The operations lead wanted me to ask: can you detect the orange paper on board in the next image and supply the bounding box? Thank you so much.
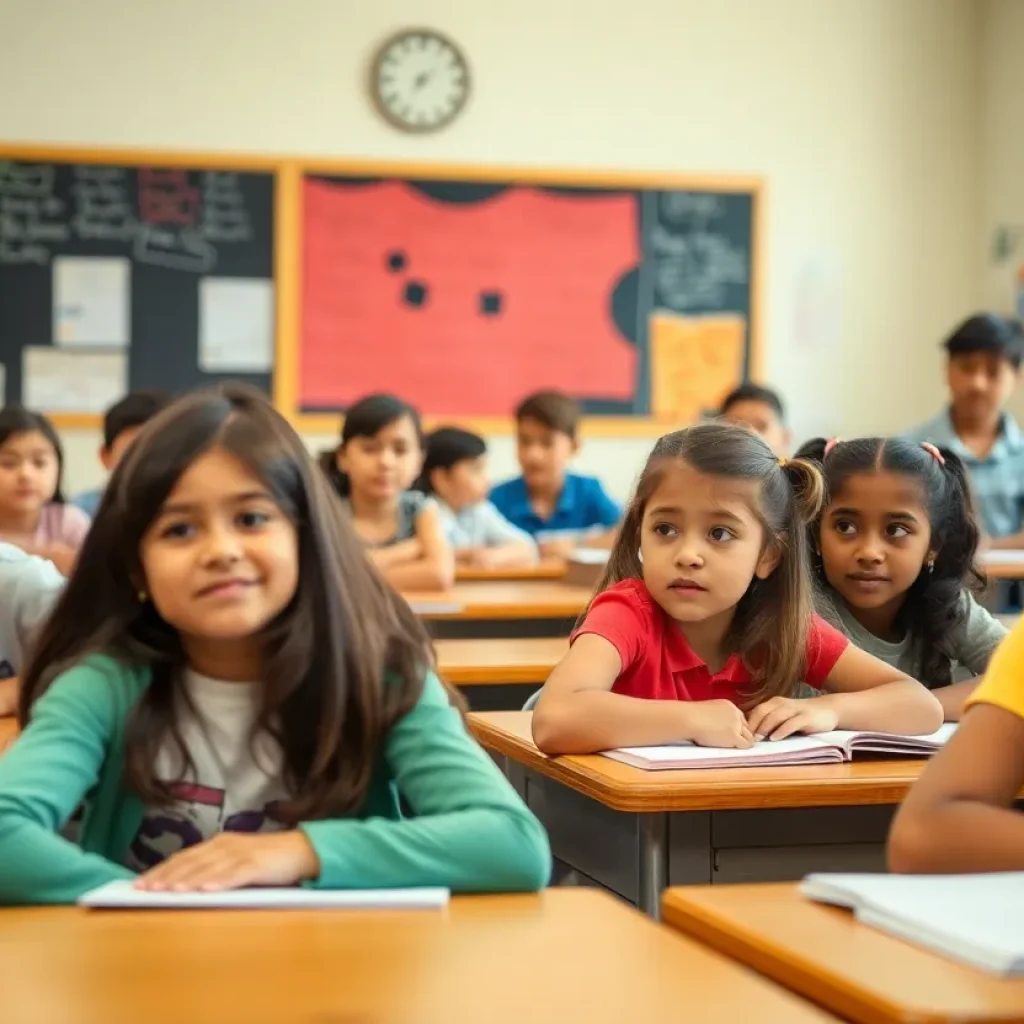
[300,179,638,415]
[650,313,746,424]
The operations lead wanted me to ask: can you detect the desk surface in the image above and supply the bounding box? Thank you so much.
[469,711,928,812]
[408,580,591,619]
[0,889,836,1024]
[662,883,1024,1024]
[982,557,1024,581]
[434,637,566,685]
[455,558,567,582]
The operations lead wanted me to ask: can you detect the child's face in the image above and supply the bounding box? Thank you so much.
[516,417,576,493]
[338,416,422,502]
[101,426,145,473]
[139,446,299,656]
[434,455,490,511]
[639,463,778,626]
[819,471,934,622]
[721,400,790,457]
[947,352,1019,423]
[0,430,59,514]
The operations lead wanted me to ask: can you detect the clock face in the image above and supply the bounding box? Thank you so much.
[371,30,470,133]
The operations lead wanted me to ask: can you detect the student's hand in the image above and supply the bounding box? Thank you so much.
[0,677,18,717]
[538,538,577,559]
[746,696,840,741]
[134,831,321,892]
[685,700,756,748]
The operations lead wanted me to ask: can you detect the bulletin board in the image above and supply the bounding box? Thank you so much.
[0,146,277,427]
[0,147,764,436]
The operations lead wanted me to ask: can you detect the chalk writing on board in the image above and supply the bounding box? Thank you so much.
[71,167,136,243]
[134,224,215,273]
[0,164,70,264]
[650,226,748,310]
[200,173,253,244]
[135,169,215,271]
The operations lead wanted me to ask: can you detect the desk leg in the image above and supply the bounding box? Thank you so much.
[637,813,669,919]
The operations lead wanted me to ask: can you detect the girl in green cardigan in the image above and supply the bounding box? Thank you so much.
[0,385,549,904]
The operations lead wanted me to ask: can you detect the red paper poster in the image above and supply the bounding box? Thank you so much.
[300,179,638,414]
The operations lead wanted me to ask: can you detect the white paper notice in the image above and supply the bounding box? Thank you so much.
[23,347,127,413]
[53,256,130,347]
[199,277,273,372]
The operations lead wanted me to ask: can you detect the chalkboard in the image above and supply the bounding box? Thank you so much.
[0,157,274,417]
[298,172,759,424]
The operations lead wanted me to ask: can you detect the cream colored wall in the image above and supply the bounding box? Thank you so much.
[0,0,982,498]
[980,0,1024,422]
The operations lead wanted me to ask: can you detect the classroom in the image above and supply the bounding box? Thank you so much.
[1,1,1023,1021]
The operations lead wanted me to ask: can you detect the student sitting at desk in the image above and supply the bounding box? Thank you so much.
[490,390,621,558]
[797,436,1006,720]
[719,383,791,457]
[888,618,1024,873]
[531,423,942,755]
[904,314,1024,549]
[419,427,537,570]
[0,406,90,577]
[322,394,454,592]
[0,386,549,904]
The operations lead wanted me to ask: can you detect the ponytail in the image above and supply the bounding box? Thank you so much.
[781,458,825,526]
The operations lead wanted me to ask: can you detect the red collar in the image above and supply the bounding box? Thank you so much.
[662,612,747,680]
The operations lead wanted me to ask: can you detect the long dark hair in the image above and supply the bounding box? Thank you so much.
[320,394,424,497]
[0,405,67,502]
[795,436,984,688]
[20,385,436,823]
[591,423,825,707]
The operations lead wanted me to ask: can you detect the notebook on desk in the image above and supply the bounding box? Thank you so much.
[601,723,956,770]
[801,871,1024,976]
[78,880,450,910]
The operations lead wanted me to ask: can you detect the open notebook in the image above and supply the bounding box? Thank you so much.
[78,880,450,910]
[801,872,1024,976]
[600,723,956,770]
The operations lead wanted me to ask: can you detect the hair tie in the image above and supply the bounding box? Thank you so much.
[823,438,841,456]
[920,442,946,466]
[778,457,788,467]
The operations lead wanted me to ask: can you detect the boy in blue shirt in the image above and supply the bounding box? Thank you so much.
[72,390,170,517]
[904,314,1024,547]
[491,390,621,557]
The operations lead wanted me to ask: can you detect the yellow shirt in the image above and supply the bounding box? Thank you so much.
[966,618,1024,720]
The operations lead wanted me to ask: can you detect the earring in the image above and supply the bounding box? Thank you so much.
[137,589,148,603]
[926,555,936,575]
[637,549,644,565]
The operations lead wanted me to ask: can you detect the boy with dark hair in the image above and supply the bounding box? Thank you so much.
[72,390,170,516]
[490,390,620,556]
[719,382,790,456]
[905,314,1024,546]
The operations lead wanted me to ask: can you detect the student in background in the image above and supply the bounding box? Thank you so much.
[419,427,537,570]
[889,621,1024,873]
[797,437,1005,721]
[904,314,1024,547]
[0,406,89,576]
[323,394,454,592]
[531,423,941,756]
[719,383,791,457]
[0,545,64,718]
[490,390,620,557]
[0,385,550,904]
[72,390,170,517]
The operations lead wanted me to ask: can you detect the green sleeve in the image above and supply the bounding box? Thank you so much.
[0,664,135,905]
[300,673,550,892]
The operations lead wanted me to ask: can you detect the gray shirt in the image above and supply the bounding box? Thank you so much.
[341,491,431,548]
[435,499,537,551]
[0,543,65,678]
[816,587,1006,686]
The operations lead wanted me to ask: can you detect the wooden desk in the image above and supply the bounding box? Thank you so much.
[982,556,1024,582]
[409,580,590,639]
[471,711,924,918]
[0,890,837,1024]
[455,557,566,582]
[662,883,1024,1024]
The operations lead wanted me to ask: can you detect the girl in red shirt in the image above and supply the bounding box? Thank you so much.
[532,423,942,755]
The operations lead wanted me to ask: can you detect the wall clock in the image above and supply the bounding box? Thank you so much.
[370,29,471,133]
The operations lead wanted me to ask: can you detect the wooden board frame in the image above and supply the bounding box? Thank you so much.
[0,144,766,438]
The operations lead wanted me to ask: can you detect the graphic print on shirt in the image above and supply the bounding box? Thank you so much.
[126,780,284,871]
